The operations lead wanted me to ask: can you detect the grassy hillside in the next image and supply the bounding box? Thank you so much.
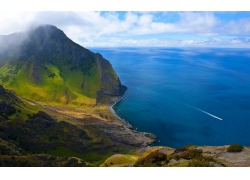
[0,85,151,167]
[0,58,100,106]
[0,25,124,107]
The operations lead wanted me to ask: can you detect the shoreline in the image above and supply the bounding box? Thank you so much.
[109,96,133,128]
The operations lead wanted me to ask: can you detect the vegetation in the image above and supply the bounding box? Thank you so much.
[134,151,169,167]
[187,160,214,167]
[100,154,139,167]
[227,144,244,152]
[0,101,16,119]
[0,154,90,167]
[0,85,132,167]
[171,149,203,160]
[131,145,229,167]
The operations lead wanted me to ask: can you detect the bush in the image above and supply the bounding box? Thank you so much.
[227,144,244,152]
[171,149,203,160]
[0,101,16,118]
[173,147,189,154]
[173,145,197,154]
[134,151,169,167]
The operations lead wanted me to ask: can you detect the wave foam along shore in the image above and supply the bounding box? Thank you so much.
[109,97,133,127]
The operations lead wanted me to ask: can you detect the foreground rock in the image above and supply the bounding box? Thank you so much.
[197,146,250,167]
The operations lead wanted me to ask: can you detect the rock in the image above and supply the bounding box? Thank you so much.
[97,122,157,148]
[215,147,250,167]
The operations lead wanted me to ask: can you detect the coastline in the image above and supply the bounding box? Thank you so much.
[109,96,133,128]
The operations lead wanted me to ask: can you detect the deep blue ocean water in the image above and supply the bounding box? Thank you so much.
[90,47,250,148]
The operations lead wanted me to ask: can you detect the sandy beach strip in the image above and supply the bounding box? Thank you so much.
[109,97,133,128]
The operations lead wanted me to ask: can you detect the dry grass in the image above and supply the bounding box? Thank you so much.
[22,98,124,126]
[100,154,139,167]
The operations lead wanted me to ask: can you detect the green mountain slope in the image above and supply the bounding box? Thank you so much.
[0,25,126,106]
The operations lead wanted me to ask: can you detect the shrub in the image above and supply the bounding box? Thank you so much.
[173,145,197,154]
[227,144,244,152]
[171,149,203,160]
[134,151,168,167]
[174,146,189,154]
[0,102,16,118]
[181,149,203,160]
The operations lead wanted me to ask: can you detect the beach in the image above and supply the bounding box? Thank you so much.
[109,97,133,128]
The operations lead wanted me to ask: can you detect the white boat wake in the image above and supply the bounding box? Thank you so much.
[167,96,223,120]
[136,87,223,120]
[186,104,223,120]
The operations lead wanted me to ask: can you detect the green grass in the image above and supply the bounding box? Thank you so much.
[0,60,101,106]
[0,47,121,107]
[170,161,190,167]
[0,81,46,120]
[47,146,115,166]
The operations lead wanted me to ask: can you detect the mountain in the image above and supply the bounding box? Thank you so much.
[0,25,158,167]
[0,25,126,106]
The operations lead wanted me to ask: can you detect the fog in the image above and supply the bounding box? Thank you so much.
[0,24,54,59]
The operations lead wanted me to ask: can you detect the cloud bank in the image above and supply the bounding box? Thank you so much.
[0,11,250,47]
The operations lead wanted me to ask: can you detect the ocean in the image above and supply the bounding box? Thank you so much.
[89,47,250,148]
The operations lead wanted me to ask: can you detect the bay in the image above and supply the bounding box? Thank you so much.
[90,47,250,148]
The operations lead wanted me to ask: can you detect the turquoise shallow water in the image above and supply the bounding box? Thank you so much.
[90,47,250,148]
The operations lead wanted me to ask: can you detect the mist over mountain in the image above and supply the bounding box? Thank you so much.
[0,24,126,106]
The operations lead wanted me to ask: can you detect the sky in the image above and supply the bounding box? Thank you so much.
[0,2,250,48]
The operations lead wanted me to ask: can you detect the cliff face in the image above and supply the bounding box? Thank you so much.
[0,25,126,106]
[95,53,127,104]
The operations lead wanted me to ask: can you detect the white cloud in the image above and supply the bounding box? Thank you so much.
[0,11,219,37]
[0,11,250,47]
[79,37,250,48]
[219,18,250,35]
[0,11,36,34]
[177,12,218,34]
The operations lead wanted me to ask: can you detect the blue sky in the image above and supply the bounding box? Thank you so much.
[0,11,250,47]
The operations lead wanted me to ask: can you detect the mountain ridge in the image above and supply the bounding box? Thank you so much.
[0,24,126,106]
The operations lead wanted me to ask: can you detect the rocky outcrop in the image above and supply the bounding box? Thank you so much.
[197,145,250,167]
[97,122,157,148]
